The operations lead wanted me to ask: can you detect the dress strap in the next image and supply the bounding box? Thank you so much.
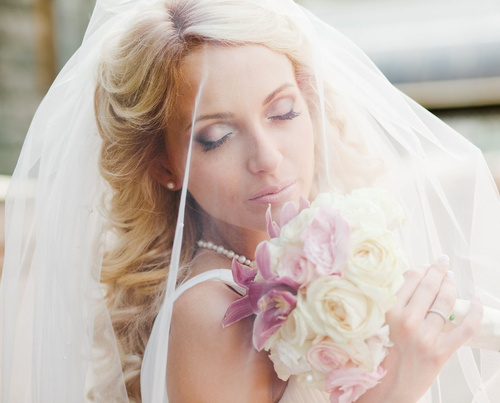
[174,269,245,301]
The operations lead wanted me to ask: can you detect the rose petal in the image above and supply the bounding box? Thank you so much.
[327,365,386,403]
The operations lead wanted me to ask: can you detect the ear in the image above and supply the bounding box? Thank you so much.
[151,156,180,191]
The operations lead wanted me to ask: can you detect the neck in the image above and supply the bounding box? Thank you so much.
[199,213,267,260]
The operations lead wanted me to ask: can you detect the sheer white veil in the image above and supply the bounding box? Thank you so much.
[2,0,500,402]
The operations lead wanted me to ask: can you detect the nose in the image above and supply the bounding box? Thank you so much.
[246,125,283,174]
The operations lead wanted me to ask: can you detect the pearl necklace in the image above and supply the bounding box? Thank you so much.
[197,240,254,266]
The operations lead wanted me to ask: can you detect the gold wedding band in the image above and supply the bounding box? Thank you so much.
[427,308,448,324]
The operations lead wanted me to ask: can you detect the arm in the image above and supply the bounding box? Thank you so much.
[167,280,286,403]
[357,258,483,403]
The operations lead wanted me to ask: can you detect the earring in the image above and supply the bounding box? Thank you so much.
[166,180,176,190]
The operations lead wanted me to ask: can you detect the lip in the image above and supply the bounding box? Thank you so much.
[248,180,297,205]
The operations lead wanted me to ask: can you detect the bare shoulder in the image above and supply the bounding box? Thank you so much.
[167,279,283,403]
[172,279,244,341]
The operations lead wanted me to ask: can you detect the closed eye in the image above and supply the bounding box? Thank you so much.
[196,133,231,152]
[195,121,234,152]
[269,110,301,121]
[266,96,301,121]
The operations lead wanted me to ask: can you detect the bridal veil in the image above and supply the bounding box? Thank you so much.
[2,0,500,402]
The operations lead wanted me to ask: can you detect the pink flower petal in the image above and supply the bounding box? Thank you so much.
[280,201,299,227]
[231,258,256,288]
[255,242,273,281]
[302,206,351,276]
[253,310,286,351]
[248,281,270,311]
[222,296,254,327]
[266,204,281,238]
[252,288,297,350]
[298,196,310,213]
[327,365,386,403]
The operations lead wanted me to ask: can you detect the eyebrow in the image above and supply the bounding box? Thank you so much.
[263,83,295,105]
[185,112,234,132]
[186,82,295,132]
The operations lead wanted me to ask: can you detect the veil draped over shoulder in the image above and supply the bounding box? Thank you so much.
[2,0,500,402]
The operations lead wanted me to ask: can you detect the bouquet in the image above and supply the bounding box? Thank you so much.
[223,188,409,402]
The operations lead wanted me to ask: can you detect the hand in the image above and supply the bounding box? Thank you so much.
[357,257,483,403]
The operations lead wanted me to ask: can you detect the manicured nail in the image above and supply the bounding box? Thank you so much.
[474,291,487,303]
[446,270,455,278]
[438,255,449,267]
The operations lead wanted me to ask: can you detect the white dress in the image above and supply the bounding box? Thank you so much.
[173,269,330,403]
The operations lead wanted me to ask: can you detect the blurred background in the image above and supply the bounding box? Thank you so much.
[1,0,500,266]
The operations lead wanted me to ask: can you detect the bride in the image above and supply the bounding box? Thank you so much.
[2,0,500,402]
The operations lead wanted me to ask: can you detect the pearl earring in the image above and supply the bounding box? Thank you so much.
[166,181,176,190]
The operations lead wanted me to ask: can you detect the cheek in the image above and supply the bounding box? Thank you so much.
[291,113,315,161]
[187,157,241,213]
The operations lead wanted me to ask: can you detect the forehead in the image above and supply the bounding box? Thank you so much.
[171,45,297,124]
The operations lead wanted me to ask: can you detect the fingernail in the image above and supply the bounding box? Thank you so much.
[475,291,487,303]
[446,270,455,278]
[438,255,449,267]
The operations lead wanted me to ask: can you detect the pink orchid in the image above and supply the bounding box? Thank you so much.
[223,256,298,350]
[250,285,297,351]
[222,259,257,327]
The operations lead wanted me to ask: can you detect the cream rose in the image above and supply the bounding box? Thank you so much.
[365,325,391,370]
[351,188,405,230]
[302,277,386,343]
[268,339,311,380]
[279,208,314,246]
[346,229,406,307]
[277,305,313,349]
[334,196,386,232]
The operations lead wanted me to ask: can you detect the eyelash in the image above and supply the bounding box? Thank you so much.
[197,134,231,152]
[269,110,301,121]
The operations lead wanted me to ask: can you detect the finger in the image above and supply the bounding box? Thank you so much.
[393,266,428,309]
[405,256,449,315]
[441,295,483,353]
[424,271,457,331]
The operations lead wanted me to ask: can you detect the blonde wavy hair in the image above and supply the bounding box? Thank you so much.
[94,0,381,400]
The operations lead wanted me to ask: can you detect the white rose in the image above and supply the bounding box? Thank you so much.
[279,208,315,246]
[334,194,387,231]
[350,188,405,230]
[266,240,285,277]
[310,191,341,209]
[365,325,391,370]
[301,277,386,343]
[278,305,313,349]
[268,339,312,380]
[346,228,407,308]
